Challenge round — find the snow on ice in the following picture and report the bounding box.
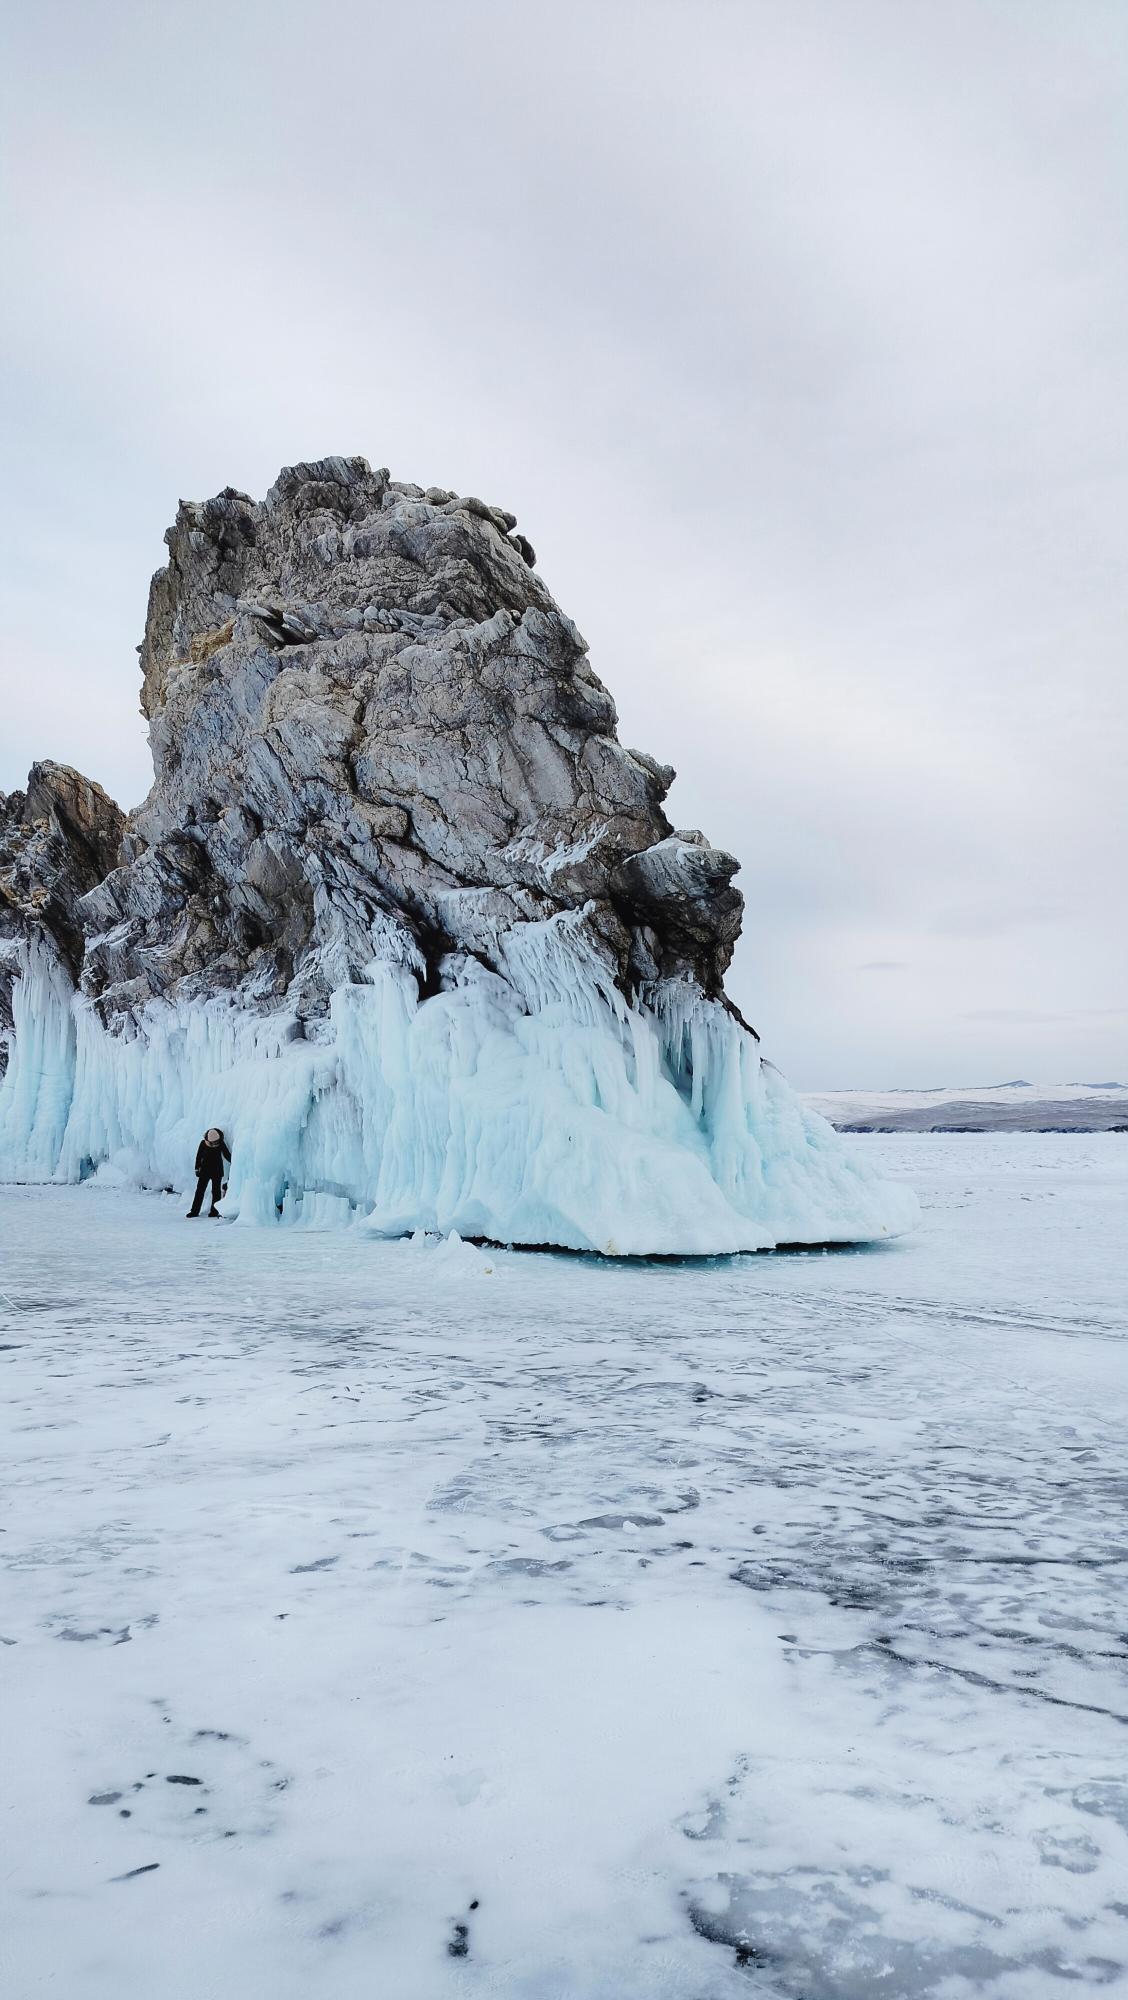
[2,1133,1126,1998]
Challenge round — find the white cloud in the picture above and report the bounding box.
[1,0,1125,1085]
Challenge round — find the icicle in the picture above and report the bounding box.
[0,936,78,1180]
[0,949,919,1253]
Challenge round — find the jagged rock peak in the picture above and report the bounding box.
[139,456,549,722]
[0,763,125,983]
[81,456,744,1023]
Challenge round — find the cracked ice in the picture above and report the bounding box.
[1,1134,1126,1998]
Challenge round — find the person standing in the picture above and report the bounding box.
[188,1127,231,1217]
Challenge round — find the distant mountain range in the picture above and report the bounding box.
[804,1082,1128,1133]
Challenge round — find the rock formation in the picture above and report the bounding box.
[1,765,125,1163]
[1,763,124,988]
[0,456,917,1251]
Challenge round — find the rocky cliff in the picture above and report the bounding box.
[1,762,124,1034]
[86,455,743,1022]
[0,456,917,1251]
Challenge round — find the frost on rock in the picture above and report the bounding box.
[0,456,917,1250]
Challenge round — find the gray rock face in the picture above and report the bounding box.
[0,763,125,1050]
[72,455,747,1026]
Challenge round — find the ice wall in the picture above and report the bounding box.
[0,938,78,1183]
[0,923,918,1253]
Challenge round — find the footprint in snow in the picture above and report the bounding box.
[447,1901,480,1957]
[86,1711,290,1846]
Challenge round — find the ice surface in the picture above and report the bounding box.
[0,931,916,1251]
[2,1134,1126,1998]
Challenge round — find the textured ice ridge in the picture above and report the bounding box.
[0,456,917,1251]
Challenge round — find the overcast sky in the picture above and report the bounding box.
[2,0,1125,1087]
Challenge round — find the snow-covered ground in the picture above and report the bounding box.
[2,1134,1127,1999]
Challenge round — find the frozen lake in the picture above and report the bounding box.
[2,1135,1127,1998]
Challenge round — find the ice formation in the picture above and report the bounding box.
[0,457,917,1251]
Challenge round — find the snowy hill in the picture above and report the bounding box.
[805,1082,1128,1132]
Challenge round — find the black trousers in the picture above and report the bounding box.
[189,1169,223,1216]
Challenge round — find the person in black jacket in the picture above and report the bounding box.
[187,1128,231,1217]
